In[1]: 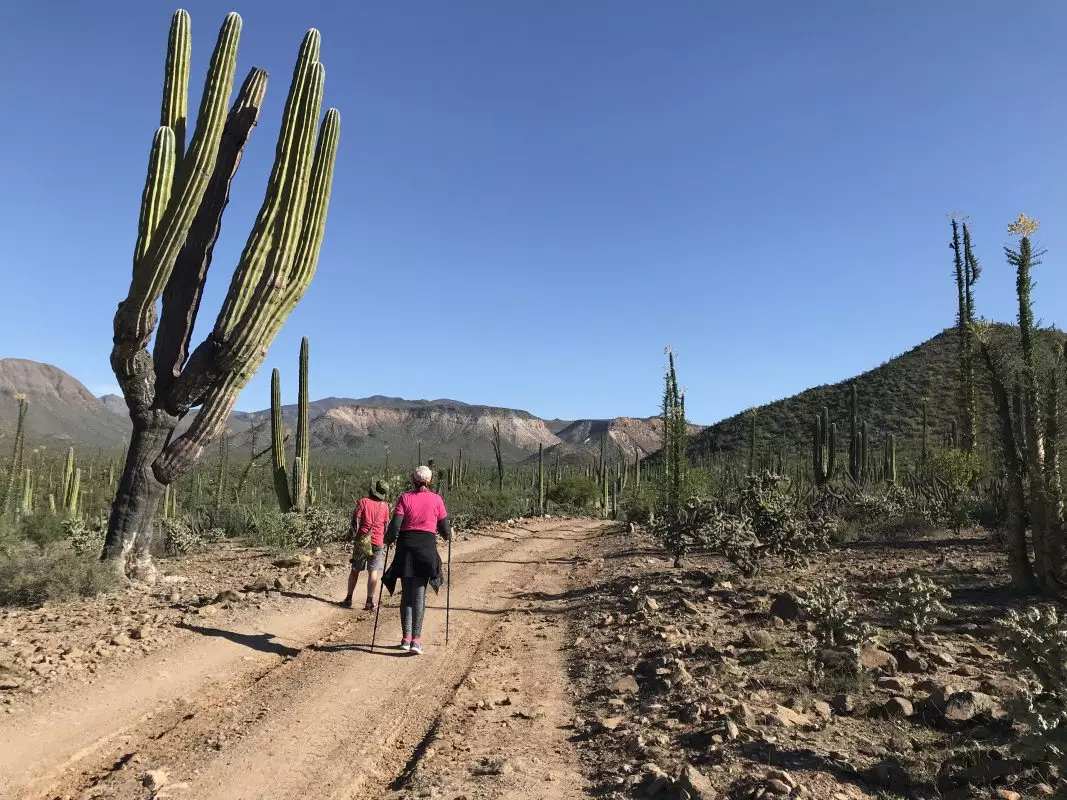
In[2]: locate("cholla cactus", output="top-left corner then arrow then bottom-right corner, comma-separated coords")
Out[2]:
886,571 -> 952,642
801,582 -> 872,649
998,605 -> 1067,768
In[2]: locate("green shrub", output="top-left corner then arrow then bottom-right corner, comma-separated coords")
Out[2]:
998,604 -> 1067,769
546,475 -> 599,511
924,449 -> 982,533
20,513 -> 68,551
162,517 -> 209,556
886,570 -> 952,642
801,581 -> 872,650
244,507 -> 348,550
0,544 -> 119,607
64,517 -> 106,555
446,487 -> 531,529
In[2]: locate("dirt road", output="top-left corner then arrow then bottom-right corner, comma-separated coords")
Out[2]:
0,518 -> 609,800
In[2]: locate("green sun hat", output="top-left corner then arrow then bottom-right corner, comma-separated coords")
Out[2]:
369,479 -> 389,501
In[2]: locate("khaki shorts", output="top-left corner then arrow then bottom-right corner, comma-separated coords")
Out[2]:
351,544 -> 384,572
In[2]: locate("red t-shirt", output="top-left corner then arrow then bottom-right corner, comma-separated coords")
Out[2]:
395,489 -> 447,533
352,497 -> 390,546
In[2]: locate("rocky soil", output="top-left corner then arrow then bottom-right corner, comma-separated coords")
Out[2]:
562,527 -> 1061,800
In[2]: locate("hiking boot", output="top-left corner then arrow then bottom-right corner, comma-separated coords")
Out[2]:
399,637 -> 411,651
364,600 -> 375,611
409,639 -> 423,655
340,597 -> 353,609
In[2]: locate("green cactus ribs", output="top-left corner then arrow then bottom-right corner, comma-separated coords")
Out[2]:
271,336 -> 312,511
103,9 -> 340,581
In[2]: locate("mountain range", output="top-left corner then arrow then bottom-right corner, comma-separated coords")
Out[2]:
2,326 -> 1040,467
0,358 -> 696,465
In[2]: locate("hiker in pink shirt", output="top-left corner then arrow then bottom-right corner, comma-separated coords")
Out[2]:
381,466 -> 452,655
341,479 -> 391,610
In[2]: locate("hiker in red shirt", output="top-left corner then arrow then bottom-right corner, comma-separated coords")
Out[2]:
342,479 -> 391,610
382,466 -> 452,655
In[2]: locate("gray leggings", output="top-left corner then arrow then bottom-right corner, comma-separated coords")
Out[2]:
401,577 -> 428,638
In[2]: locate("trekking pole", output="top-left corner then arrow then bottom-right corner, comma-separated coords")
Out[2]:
445,534 -> 453,646
370,543 -> 391,652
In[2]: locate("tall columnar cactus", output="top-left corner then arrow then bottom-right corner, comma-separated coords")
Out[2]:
537,443 -> 545,515
883,434 -> 897,485
847,383 -> 861,482
1,394 -> 28,519
66,468 -> 81,517
812,407 -> 837,486
295,336 -> 310,511
61,447 -> 76,511
103,11 -> 339,579
661,348 -> 688,512
270,337 -> 311,511
977,213 -> 1065,594
920,396 -> 930,467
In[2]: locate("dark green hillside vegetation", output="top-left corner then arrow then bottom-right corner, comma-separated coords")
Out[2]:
688,325 -> 1067,462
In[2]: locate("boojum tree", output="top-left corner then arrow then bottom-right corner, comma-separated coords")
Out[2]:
102,10 -> 340,580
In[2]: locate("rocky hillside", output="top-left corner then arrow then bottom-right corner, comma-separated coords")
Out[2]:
686,325 -> 1067,461
532,416 -> 705,466
0,359 -> 128,448
0,360 -> 664,464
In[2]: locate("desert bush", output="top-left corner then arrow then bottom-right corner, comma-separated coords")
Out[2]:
19,513 -> 68,551
162,517 -> 209,556
886,570 -> 952,642
923,449 -> 982,534
546,475 -> 599,512
447,487 -> 531,528
0,544 -> 119,607
64,517 -> 105,555
801,581 -> 872,650
998,604 -> 1067,768
244,507 -> 348,550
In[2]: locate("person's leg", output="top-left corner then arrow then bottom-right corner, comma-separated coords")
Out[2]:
365,546 -> 384,609
342,566 -> 361,606
409,578 -> 428,653
366,570 -> 382,607
399,577 -> 414,647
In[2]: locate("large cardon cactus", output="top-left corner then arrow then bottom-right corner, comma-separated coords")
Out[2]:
103,9 -> 340,580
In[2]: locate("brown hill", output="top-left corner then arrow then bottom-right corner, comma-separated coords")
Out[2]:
0,359 -> 129,448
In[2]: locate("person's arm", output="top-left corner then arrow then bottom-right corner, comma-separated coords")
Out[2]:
436,497 -> 451,541
436,516 -> 452,541
348,505 -> 361,540
385,496 -> 405,546
385,512 -> 403,545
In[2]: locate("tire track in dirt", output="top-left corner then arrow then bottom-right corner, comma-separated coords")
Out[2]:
2,518 -> 607,800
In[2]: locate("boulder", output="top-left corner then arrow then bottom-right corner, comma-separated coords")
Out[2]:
612,675 -> 640,695
676,764 -> 717,800
891,648 -> 929,674
860,645 -> 898,673
881,697 -> 914,718
832,694 -> 856,715
769,592 -> 803,621
943,691 -> 1002,723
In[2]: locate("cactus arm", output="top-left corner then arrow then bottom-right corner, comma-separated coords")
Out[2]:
161,10 -> 191,167
213,30 -> 322,341
270,368 -> 292,511
112,13 -> 241,384
296,336 -> 310,504
155,68 -> 268,401
154,368 -> 247,483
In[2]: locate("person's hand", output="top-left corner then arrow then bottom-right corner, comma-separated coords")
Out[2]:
343,539 -> 354,554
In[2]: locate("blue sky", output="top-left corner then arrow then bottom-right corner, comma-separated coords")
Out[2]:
2,1 -> 1066,423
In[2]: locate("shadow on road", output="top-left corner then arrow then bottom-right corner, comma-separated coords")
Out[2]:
177,622 -> 301,658
308,642 -> 411,658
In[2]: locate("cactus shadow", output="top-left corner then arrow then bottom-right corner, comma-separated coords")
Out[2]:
177,622 -> 301,658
